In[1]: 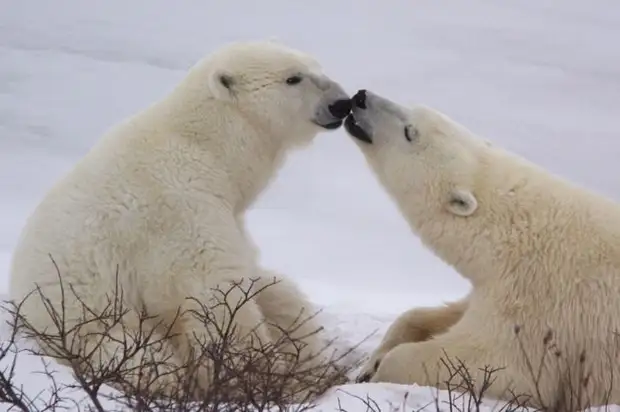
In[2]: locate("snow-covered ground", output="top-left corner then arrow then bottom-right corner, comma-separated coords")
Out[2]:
2,0 -> 620,410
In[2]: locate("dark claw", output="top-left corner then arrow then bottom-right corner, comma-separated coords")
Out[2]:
356,359 -> 380,383
356,372 -> 372,383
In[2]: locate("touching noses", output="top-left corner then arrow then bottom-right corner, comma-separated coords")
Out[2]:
352,89 -> 367,109
328,99 -> 352,119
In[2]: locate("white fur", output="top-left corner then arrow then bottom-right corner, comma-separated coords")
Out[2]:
8,40 -> 350,398
345,90 -> 620,409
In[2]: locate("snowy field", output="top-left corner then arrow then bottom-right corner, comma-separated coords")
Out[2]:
2,0 -> 620,410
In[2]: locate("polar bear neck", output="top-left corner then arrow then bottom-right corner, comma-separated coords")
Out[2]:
145,93 -> 291,213
223,133 -> 289,213
398,149 -> 620,289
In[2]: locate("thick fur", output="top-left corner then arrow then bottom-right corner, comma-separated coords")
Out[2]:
8,40 -> 351,398
344,90 -> 620,409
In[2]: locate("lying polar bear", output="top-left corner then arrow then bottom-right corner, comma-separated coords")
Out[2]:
344,89 -> 620,410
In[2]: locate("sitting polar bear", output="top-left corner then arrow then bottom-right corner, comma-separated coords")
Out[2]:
344,89 -> 620,409
8,40 -> 351,398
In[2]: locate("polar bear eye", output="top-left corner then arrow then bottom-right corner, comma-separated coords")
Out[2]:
404,125 -> 418,142
286,75 -> 303,85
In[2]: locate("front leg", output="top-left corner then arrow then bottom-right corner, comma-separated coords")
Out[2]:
250,270 -> 352,401
356,297 -> 469,383
253,270 -> 330,366
235,217 -> 329,366
142,218 -> 278,397
371,333 -> 520,403
170,274 -> 277,392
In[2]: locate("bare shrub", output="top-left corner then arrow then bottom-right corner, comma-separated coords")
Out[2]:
0,256 -> 369,412
511,325 -> 620,412
2,259 -> 619,411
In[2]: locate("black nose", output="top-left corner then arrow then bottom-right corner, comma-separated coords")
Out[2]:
352,89 -> 367,109
328,99 -> 352,119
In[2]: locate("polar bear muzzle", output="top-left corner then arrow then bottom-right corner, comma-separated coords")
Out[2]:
344,89 -> 373,143
311,81 -> 352,130
344,115 -> 372,143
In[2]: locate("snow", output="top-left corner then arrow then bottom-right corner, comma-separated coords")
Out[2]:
1,0 -> 620,410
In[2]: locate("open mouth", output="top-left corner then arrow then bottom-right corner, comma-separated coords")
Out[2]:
344,115 -> 372,144
314,119 -> 343,130
323,119 -> 343,130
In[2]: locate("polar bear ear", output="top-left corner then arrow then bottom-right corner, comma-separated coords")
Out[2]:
208,69 -> 236,101
446,189 -> 478,217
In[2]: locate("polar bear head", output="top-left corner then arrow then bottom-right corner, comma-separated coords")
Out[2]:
182,40 -> 351,147
341,89 -> 506,277
343,89 -> 492,226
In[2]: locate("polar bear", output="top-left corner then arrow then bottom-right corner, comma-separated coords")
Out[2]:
344,89 -> 620,409
8,40 -> 351,399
